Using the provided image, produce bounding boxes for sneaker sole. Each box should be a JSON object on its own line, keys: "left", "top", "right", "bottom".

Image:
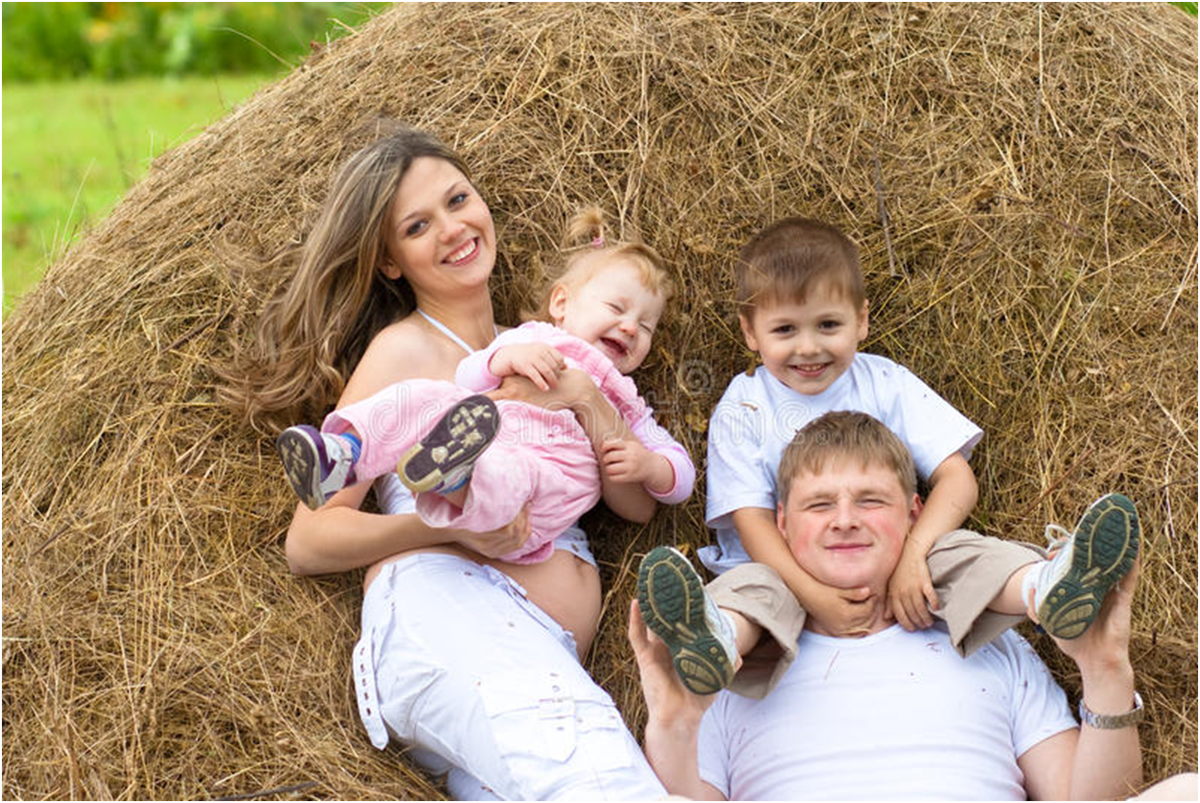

{"left": 637, "top": 547, "right": 734, "bottom": 696}
{"left": 276, "top": 427, "right": 325, "bottom": 510}
{"left": 1038, "top": 493, "right": 1140, "bottom": 639}
{"left": 397, "top": 395, "right": 499, "bottom": 493}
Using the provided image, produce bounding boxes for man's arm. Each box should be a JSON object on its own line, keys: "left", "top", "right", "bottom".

{"left": 629, "top": 600, "right": 727, "bottom": 801}
{"left": 732, "top": 507, "right": 877, "bottom": 635}
{"left": 1017, "top": 565, "right": 1143, "bottom": 800}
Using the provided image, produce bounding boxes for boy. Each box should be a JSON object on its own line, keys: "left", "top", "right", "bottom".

{"left": 638, "top": 218, "right": 1140, "bottom": 697}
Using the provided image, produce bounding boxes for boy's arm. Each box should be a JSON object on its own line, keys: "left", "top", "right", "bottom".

{"left": 732, "top": 507, "right": 876, "bottom": 635}
{"left": 887, "top": 452, "right": 978, "bottom": 630}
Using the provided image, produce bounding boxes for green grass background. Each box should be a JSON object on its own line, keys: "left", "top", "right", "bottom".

{"left": 3, "top": 74, "right": 269, "bottom": 313}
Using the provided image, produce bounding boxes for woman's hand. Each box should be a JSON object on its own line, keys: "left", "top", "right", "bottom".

{"left": 488, "top": 368, "right": 592, "bottom": 413}
{"left": 450, "top": 504, "right": 533, "bottom": 559}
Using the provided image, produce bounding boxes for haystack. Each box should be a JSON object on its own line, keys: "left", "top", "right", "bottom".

{"left": 3, "top": 3, "right": 1195, "bottom": 799}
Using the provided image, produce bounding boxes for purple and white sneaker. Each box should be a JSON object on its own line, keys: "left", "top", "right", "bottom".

{"left": 276, "top": 425, "right": 359, "bottom": 510}
{"left": 397, "top": 395, "right": 499, "bottom": 494}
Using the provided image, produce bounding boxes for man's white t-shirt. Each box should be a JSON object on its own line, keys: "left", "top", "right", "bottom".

{"left": 701, "top": 353, "right": 983, "bottom": 573}
{"left": 697, "top": 624, "right": 1077, "bottom": 801}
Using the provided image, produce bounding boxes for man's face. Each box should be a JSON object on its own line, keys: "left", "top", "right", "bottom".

{"left": 777, "top": 459, "right": 919, "bottom": 591}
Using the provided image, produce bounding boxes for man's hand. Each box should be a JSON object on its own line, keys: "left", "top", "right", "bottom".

{"left": 451, "top": 504, "right": 532, "bottom": 558}
{"left": 1041, "top": 560, "right": 1138, "bottom": 673}
{"left": 629, "top": 598, "right": 717, "bottom": 725}
{"left": 489, "top": 343, "right": 566, "bottom": 391}
{"left": 886, "top": 539, "right": 939, "bottom": 630}
{"left": 630, "top": 598, "right": 725, "bottom": 800}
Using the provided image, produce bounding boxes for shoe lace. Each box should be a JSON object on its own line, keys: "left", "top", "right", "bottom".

{"left": 1042, "top": 523, "right": 1073, "bottom": 556}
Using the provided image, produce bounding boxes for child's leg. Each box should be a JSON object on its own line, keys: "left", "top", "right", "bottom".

{"left": 928, "top": 493, "right": 1140, "bottom": 653}
{"left": 705, "top": 562, "right": 805, "bottom": 699}
{"left": 277, "top": 378, "right": 473, "bottom": 509}
{"left": 925, "top": 530, "right": 1042, "bottom": 657}
{"left": 636, "top": 546, "right": 740, "bottom": 696}
{"left": 637, "top": 548, "right": 802, "bottom": 699}
{"left": 415, "top": 402, "right": 602, "bottom": 564}
{"left": 394, "top": 393, "right": 499, "bottom": 494}
{"left": 324, "top": 378, "right": 472, "bottom": 480}
{"left": 1017, "top": 494, "right": 1140, "bottom": 639}
{"left": 276, "top": 424, "right": 364, "bottom": 509}
{"left": 986, "top": 563, "right": 1037, "bottom": 616}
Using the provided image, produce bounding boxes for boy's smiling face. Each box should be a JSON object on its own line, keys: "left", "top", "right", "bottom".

{"left": 739, "top": 284, "right": 868, "bottom": 396}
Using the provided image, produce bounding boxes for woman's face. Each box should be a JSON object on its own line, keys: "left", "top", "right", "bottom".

{"left": 381, "top": 157, "right": 496, "bottom": 299}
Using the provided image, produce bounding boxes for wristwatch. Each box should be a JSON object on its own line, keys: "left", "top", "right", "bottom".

{"left": 1079, "top": 692, "right": 1144, "bottom": 729}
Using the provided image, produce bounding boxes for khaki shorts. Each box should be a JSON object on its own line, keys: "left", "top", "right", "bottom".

{"left": 707, "top": 529, "right": 1045, "bottom": 698}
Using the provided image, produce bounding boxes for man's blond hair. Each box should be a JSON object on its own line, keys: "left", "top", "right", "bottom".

{"left": 777, "top": 411, "right": 917, "bottom": 506}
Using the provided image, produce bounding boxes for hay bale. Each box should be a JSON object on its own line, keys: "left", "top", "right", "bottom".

{"left": 3, "top": 3, "right": 1195, "bottom": 798}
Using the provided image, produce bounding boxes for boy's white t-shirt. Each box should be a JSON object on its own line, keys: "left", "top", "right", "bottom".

{"left": 697, "top": 624, "right": 1077, "bottom": 801}
{"left": 701, "top": 352, "right": 983, "bottom": 573}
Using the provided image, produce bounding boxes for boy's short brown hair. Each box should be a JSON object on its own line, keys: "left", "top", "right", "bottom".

{"left": 735, "top": 217, "right": 864, "bottom": 318}
{"left": 777, "top": 411, "right": 917, "bottom": 506}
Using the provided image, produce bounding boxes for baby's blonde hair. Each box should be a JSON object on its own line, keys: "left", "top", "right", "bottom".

{"left": 524, "top": 206, "right": 673, "bottom": 322}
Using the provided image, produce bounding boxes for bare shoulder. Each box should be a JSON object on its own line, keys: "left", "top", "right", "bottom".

{"left": 341, "top": 318, "right": 448, "bottom": 404}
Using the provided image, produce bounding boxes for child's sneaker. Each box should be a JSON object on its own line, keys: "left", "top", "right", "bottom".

{"left": 1022, "top": 493, "right": 1140, "bottom": 639}
{"left": 637, "top": 546, "right": 739, "bottom": 695}
{"left": 398, "top": 394, "right": 499, "bottom": 494}
{"left": 276, "top": 425, "right": 359, "bottom": 510}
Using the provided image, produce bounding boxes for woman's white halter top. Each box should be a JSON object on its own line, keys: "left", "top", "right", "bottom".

{"left": 416, "top": 308, "right": 498, "bottom": 354}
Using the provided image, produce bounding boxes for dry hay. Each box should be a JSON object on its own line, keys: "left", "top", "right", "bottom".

{"left": 3, "top": 2, "right": 1196, "bottom": 799}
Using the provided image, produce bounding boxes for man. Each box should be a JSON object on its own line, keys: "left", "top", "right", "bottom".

{"left": 630, "top": 411, "right": 1144, "bottom": 800}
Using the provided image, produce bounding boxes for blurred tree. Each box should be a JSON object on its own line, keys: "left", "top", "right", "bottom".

{"left": 2, "top": 2, "right": 389, "bottom": 81}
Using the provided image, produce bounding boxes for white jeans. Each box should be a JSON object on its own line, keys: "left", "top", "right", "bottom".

{"left": 354, "top": 553, "right": 666, "bottom": 800}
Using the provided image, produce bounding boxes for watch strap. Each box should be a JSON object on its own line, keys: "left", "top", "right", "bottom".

{"left": 1079, "top": 691, "right": 1144, "bottom": 729}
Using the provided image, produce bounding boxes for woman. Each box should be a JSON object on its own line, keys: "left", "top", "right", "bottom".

{"left": 226, "top": 122, "right": 668, "bottom": 799}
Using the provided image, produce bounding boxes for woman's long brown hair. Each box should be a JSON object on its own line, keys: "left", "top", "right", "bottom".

{"left": 221, "top": 123, "right": 470, "bottom": 432}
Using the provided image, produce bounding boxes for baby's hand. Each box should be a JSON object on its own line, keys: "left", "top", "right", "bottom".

{"left": 600, "top": 438, "right": 655, "bottom": 484}
{"left": 600, "top": 438, "right": 675, "bottom": 495}
{"left": 886, "top": 540, "right": 939, "bottom": 631}
{"left": 489, "top": 343, "right": 566, "bottom": 391}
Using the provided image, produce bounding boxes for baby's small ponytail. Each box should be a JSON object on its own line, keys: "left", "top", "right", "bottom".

{"left": 523, "top": 205, "right": 672, "bottom": 324}
{"left": 564, "top": 205, "right": 609, "bottom": 250}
